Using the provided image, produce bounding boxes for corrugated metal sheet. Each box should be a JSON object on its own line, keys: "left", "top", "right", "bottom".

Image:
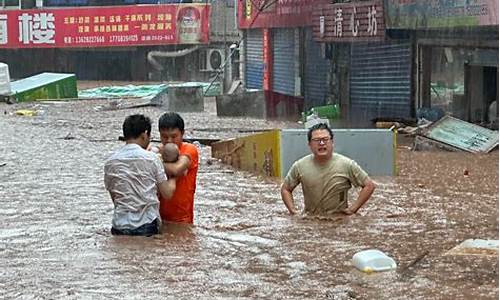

{"left": 423, "top": 115, "right": 499, "bottom": 153}
{"left": 272, "top": 28, "right": 295, "bottom": 96}
{"left": 245, "top": 29, "right": 264, "bottom": 90}
{"left": 304, "top": 28, "right": 329, "bottom": 109}
{"left": 350, "top": 41, "right": 412, "bottom": 121}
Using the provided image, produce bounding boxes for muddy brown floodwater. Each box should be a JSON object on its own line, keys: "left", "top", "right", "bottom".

{"left": 0, "top": 87, "right": 498, "bottom": 299}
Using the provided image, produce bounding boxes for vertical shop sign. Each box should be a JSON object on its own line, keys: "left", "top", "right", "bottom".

{"left": 262, "top": 28, "right": 271, "bottom": 91}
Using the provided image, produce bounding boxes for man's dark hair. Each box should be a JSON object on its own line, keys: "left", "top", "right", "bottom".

{"left": 123, "top": 114, "right": 152, "bottom": 140}
{"left": 307, "top": 123, "right": 334, "bottom": 142}
{"left": 158, "top": 112, "right": 185, "bottom": 132}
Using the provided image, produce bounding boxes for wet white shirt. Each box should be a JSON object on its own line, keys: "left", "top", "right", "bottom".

{"left": 104, "top": 143, "right": 167, "bottom": 230}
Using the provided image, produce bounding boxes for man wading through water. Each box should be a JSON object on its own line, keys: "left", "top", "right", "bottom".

{"left": 281, "top": 123, "right": 376, "bottom": 217}
{"left": 157, "top": 112, "right": 199, "bottom": 224}
{"left": 104, "top": 114, "right": 176, "bottom": 236}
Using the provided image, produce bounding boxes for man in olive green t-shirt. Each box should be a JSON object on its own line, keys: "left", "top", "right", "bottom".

{"left": 281, "top": 123, "right": 376, "bottom": 216}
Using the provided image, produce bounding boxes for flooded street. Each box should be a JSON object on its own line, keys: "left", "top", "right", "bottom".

{"left": 0, "top": 95, "right": 498, "bottom": 299}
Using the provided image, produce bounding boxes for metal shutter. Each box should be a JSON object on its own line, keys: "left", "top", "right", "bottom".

{"left": 350, "top": 41, "right": 412, "bottom": 121}
{"left": 245, "top": 29, "right": 263, "bottom": 90}
{"left": 304, "top": 28, "right": 329, "bottom": 109}
{"left": 272, "top": 28, "right": 295, "bottom": 96}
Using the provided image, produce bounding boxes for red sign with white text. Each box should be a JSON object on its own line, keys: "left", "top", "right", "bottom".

{"left": 238, "top": 0, "right": 331, "bottom": 28}
{"left": 0, "top": 4, "right": 210, "bottom": 48}
{"left": 262, "top": 28, "right": 271, "bottom": 91}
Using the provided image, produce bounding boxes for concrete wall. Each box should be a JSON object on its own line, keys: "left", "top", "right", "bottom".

{"left": 280, "top": 129, "right": 397, "bottom": 177}
{"left": 216, "top": 90, "right": 266, "bottom": 118}
{"left": 167, "top": 85, "right": 204, "bottom": 112}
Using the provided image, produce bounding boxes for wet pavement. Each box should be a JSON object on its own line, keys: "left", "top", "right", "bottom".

{"left": 0, "top": 92, "right": 498, "bottom": 299}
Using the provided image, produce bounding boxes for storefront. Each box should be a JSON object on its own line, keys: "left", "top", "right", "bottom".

{"left": 385, "top": 0, "right": 499, "bottom": 126}
{"left": 313, "top": 0, "right": 413, "bottom": 126}
{"left": 238, "top": 0, "right": 330, "bottom": 119}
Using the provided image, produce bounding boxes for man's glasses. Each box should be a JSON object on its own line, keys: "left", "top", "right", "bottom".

{"left": 310, "top": 137, "right": 331, "bottom": 144}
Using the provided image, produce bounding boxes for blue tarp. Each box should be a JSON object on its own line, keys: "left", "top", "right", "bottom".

{"left": 78, "top": 82, "right": 221, "bottom": 99}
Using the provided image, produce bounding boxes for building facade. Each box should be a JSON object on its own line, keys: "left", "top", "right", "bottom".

{"left": 239, "top": 0, "right": 499, "bottom": 126}
{"left": 384, "top": 0, "right": 499, "bottom": 126}
{"left": 238, "top": 0, "right": 331, "bottom": 119}
{"left": 0, "top": 0, "right": 240, "bottom": 86}
{"left": 313, "top": 0, "right": 413, "bottom": 127}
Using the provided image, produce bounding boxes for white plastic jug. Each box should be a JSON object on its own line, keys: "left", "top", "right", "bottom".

{"left": 352, "top": 249, "right": 397, "bottom": 273}
{"left": 0, "top": 62, "right": 11, "bottom": 95}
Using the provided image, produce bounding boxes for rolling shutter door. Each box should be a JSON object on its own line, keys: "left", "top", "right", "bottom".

{"left": 350, "top": 41, "right": 412, "bottom": 121}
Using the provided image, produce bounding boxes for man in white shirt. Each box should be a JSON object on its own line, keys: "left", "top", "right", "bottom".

{"left": 104, "top": 114, "right": 176, "bottom": 236}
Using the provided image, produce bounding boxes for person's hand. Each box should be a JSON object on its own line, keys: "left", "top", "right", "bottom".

{"left": 147, "top": 143, "right": 160, "bottom": 153}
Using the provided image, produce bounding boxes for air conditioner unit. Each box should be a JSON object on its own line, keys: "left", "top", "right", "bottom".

{"left": 204, "top": 49, "right": 225, "bottom": 71}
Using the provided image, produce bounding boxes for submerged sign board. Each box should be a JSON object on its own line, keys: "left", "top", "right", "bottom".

{"left": 0, "top": 4, "right": 210, "bottom": 48}
{"left": 384, "top": 0, "right": 499, "bottom": 29}
{"left": 423, "top": 116, "right": 499, "bottom": 153}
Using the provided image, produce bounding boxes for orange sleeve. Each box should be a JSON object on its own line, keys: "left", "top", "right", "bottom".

{"left": 181, "top": 143, "right": 199, "bottom": 171}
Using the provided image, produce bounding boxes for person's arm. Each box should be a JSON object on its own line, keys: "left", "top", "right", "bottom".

{"left": 152, "top": 152, "right": 176, "bottom": 200}
{"left": 103, "top": 169, "right": 115, "bottom": 204}
{"left": 281, "top": 183, "right": 298, "bottom": 215}
{"left": 163, "top": 155, "right": 191, "bottom": 177}
{"left": 158, "top": 177, "right": 176, "bottom": 200}
{"left": 281, "top": 162, "right": 300, "bottom": 215}
{"left": 344, "top": 178, "right": 376, "bottom": 214}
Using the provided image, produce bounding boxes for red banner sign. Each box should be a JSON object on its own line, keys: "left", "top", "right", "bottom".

{"left": 313, "top": 0, "right": 385, "bottom": 42}
{"left": 262, "top": 28, "right": 271, "bottom": 91}
{"left": 0, "top": 4, "right": 210, "bottom": 48}
{"left": 238, "top": 0, "right": 330, "bottom": 29}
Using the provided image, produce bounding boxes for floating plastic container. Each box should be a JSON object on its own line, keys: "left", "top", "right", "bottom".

{"left": 352, "top": 249, "right": 397, "bottom": 273}
{"left": 0, "top": 62, "right": 11, "bottom": 96}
